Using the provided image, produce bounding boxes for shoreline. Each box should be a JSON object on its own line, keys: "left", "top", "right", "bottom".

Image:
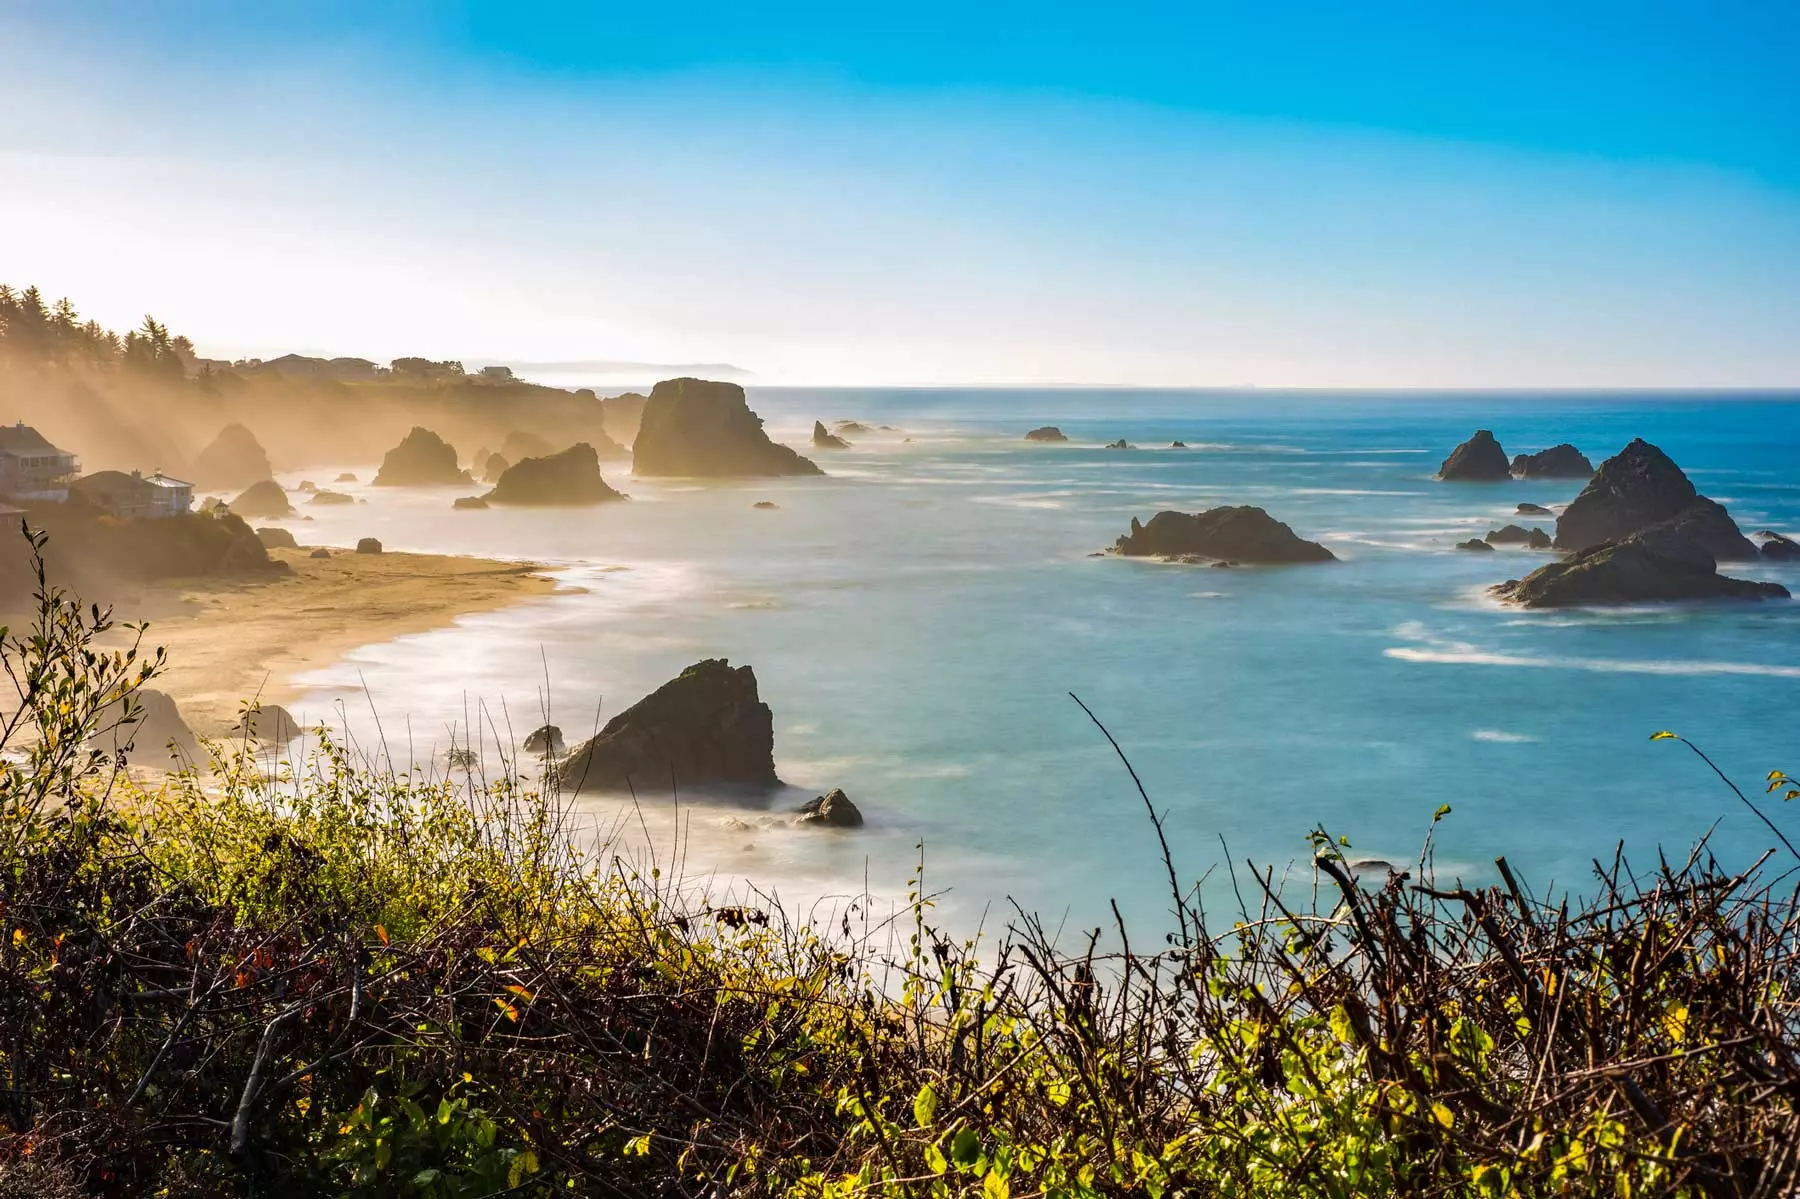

{"left": 104, "top": 547, "right": 562, "bottom": 737}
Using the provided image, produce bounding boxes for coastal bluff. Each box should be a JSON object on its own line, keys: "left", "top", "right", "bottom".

{"left": 632, "top": 378, "right": 823, "bottom": 477}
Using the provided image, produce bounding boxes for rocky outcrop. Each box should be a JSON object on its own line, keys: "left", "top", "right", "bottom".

{"left": 1114, "top": 507, "right": 1335, "bottom": 564}
{"left": 1511, "top": 444, "right": 1594, "bottom": 479}
{"left": 1457, "top": 538, "right": 1496, "bottom": 552}
{"left": 524, "top": 724, "right": 566, "bottom": 757}
{"left": 255, "top": 526, "right": 298, "bottom": 549}
{"left": 599, "top": 392, "right": 648, "bottom": 448}
{"left": 374, "top": 427, "right": 473, "bottom": 486}
{"left": 1757, "top": 532, "right": 1800, "bottom": 560}
{"left": 798, "top": 788, "right": 863, "bottom": 828}
{"left": 482, "top": 453, "right": 509, "bottom": 483}
{"left": 1494, "top": 524, "right": 1789, "bottom": 608}
{"left": 1104, "top": 439, "right": 1133, "bottom": 450}
{"left": 1024, "top": 426, "right": 1069, "bottom": 442}
{"left": 309, "top": 548, "right": 330, "bottom": 558}
{"left": 1485, "top": 525, "right": 1534, "bottom": 545}
{"left": 752, "top": 501, "right": 779, "bottom": 510}
{"left": 238, "top": 704, "right": 301, "bottom": 748}
{"left": 833, "top": 421, "right": 873, "bottom": 436}
{"left": 1170, "top": 441, "right": 1188, "bottom": 448}
{"left": 231, "top": 480, "right": 293, "bottom": 519}
{"left": 296, "top": 481, "right": 317, "bottom": 493}
{"left": 356, "top": 538, "right": 382, "bottom": 555}
{"left": 1526, "top": 528, "right": 1554, "bottom": 550}
{"left": 633, "top": 379, "right": 823, "bottom": 477}
{"left": 97, "top": 689, "right": 198, "bottom": 765}
{"left": 1554, "top": 440, "right": 1757, "bottom": 560}
{"left": 192, "top": 424, "right": 272, "bottom": 490}
{"left": 452, "top": 496, "right": 488, "bottom": 510}
{"left": 558, "top": 659, "right": 780, "bottom": 795}
{"left": 500, "top": 431, "right": 557, "bottom": 462}
{"left": 311, "top": 491, "right": 354, "bottom": 505}
{"left": 1437, "top": 431, "right": 1510, "bottom": 481}
{"left": 334, "top": 472, "right": 357, "bottom": 483}
{"left": 813, "top": 421, "right": 851, "bottom": 450}
{"left": 484, "top": 444, "right": 625, "bottom": 506}
{"left": 1516, "top": 503, "right": 1553, "bottom": 516}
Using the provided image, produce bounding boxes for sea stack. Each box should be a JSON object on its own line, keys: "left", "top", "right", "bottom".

{"left": 1113, "top": 507, "right": 1335, "bottom": 564}
{"left": 191, "top": 424, "right": 273, "bottom": 490}
{"left": 813, "top": 421, "right": 851, "bottom": 450}
{"left": 1554, "top": 438, "right": 1757, "bottom": 560}
{"left": 1025, "top": 426, "right": 1069, "bottom": 442}
{"left": 1495, "top": 526, "right": 1788, "bottom": 608}
{"left": 632, "top": 378, "right": 823, "bottom": 477}
{"left": 1437, "top": 431, "right": 1511, "bottom": 481}
{"left": 1511, "top": 444, "right": 1594, "bottom": 479}
{"left": 558, "top": 659, "right": 780, "bottom": 795}
{"left": 230, "top": 479, "right": 293, "bottom": 519}
{"left": 484, "top": 443, "right": 625, "bottom": 506}
{"left": 373, "top": 427, "right": 473, "bottom": 486}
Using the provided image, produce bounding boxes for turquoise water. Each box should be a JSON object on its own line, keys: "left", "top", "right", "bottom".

{"left": 270, "top": 389, "right": 1800, "bottom": 933}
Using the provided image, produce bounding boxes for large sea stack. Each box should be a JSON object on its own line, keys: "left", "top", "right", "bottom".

{"left": 632, "top": 378, "right": 823, "bottom": 477}
{"left": 1437, "top": 431, "right": 1511, "bottom": 481}
{"left": 599, "top": 392, "right": 649, "bottom": 448}
{"left": 813, "top": 421, "right": 851, "bottom": 450}
{"left": 1511, "top": 444, "right": 1594, "bottom": 479}
{"left": 1024, "top": 426, "right": 1069, "bottom": 443}
{"left": 374, "top": 427, "right": 472, "bottom": 486}
{"left": 484, "top": 443, "right": 625, "bottom": 506}
{"left": 1495, "top": 524, "right": 1788, "bottom": 608}
{"left": 558, "top": 659, "right": 780, "bottom": 795}
{"left": 230, "top": 479, "right": 293, "bottom": 519}
{"left": 1554, "top": 439, "right": 1757, "bottom": 560}
{"left": 191, "top": 424, "right": 272, "bottom": 490}
{"left": 1114, "top": 507, "right": 1335, "bottom": 564}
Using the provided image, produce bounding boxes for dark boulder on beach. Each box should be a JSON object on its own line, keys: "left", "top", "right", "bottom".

{"left": 355, "top": 538, "right": 382, "bottom": 555}
{"left": 1485, "top": 524, "right": 1534, "bottom": 545}
{"left": 1114, "top": 507, "right": 1335, "bottom": 564}
{"left": 374, "top": 427, "right": 472, "bottom": 487}
{"left": 231, "top": 479, "right": 293, "bottom": 519}
{"left": 558, "top": 659, "right": 780, "bottom": 795}
{"left": 812, "top": 421, "right": 851, "bottom": 450}
{"left": 1758, "top": 532, "right": 1800, "bottom": 560}
{"left": 309, "top": 548, "right": 331, "bottom": 558}
{"left": 633, "top": 378, "right": 823, "bottom": 477}
{"left": 255, "top": 526, "right": 298, "bottom": 549}
{"left": 1437, "top": 430, "right": 1510, "bottom": 481}
{"left": 524, "top": 724, "right": 566, "bottom": 757}
{"left": 1024, "top": 426, "right": 1069, "bottom": 442}
{"left": 1494, "top": 524, "right": 1789, "bottom": 608}
{"left": 1457, "top": 538, "right": 1496, "bottom": 552}
{"left": 798, "top": 788, "right": 864, "bottom": 828}
{"left": 1554, "top": 439, "right": 1757, "bottom": 560}
{"left": 192, "top": 423, "right": 273, "bottom": 490}
{"left": 1516, "top": 503, "right": 1553, "bottom": 516}
{"left": 485, "top": 443, "right": 625, "bottom": 506}
{"left": 1511, "top": 444, "right": 1594, "bottom": 479}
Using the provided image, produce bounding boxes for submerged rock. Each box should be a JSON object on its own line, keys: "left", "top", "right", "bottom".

{"left": 798, "top": 788, "right": 864, "bottom": 828}
{"left": 1024, "top": 426, "right": 1069, "bottom": 442}
{"left": 452, "top": 496, "right": 488, "bottom": 510}
{"left": 633, "top": 378, "right": 823, "bottom": 478}
{"left": 231, "top": 480, "right": 293, "bottom": 519}
{"left": 1114, "top": 507, "right": 1335, "bottom": 564}
{"left": 1170, "top": 440, "right": 1188, "bottom": 448}
{"left": 1555, "top": 439, "right": 1757, "bottom": 560}
{"left": 355, "top": 537, "right": 382, "bottom": 555}
{"left": 1437, "top": 430, "right": 1511, "bottom": 481}
{"left": 524, "top": 724, "right": 566, "bottom": 757}
{"left": 374, "top": 427, "right": 472, "bottom": 486}
{"left": 1511, "top": 444, "right": 1594, "bottom": 479}
{"left": 1758, "top": 531, "right": 1800, "bottom": 560}
{"left": 813, "top": 420, "right": 852, "bottom": 450}
{"left": 192, "top": 423, "right": 273, "bottom": 490}
{"left": 1494, "top": 524, "right": 1789, "bottom": 608}
{"left": 1457, "top": 538, "right": 1496, "bottom": 552}
{"left": 237, "top": 704, "right": 301, "bottom": 748}
{"left": 558, "top": 659, "right": 780, "bottom": 795}
{"left": 1516, "top": 502, "right": 1554, "bottom": 516}
{"left": 255, "top": 526, "right": 298, "bottom": 549}
{"left": 484, "top": 443, "right": 625, "bottom": 506}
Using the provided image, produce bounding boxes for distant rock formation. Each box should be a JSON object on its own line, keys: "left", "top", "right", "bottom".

{"left": 558, "top": 659, "right": 780, "bottom": 795}
{"left": 524, "top": 724, "right": 566, "bottom": 757}
{"left": 500, "top": 431, "right": 557, "bottom": 462}
{"left": 599, "top": 392, "right": 648, "bottom": 448}
{"left": 1555, "top": 439, "right": 1757, "bottom": 560}
{"left": 237, "top": 704, "right": 301, "bottom": 748}
{"left": 452, "top": 496, "right": 488, "bottom": 510}
{"left": 231, "top": 480, "right": 293, "bottom": 519}
{"left": 1495, "top": 524, "right": 1789, "bottom": 608}
{"left": 484, "top": 443, "right": 625, "bottom": 506}
{"left": 334, "top": 472, "right": 357, "bottom": 483}
{"left": 1457, "top": 538, "right": 1496, "bottom": 552}
{"left": 1104, "top": 439, "right": 1133, "bottom": 450}
{"left": 356, "top": 538, "right": 382, "bottom": 555}
{"left": 1526, "top": 528, "right": 1554, "bottom": 550}
{"left": 190, "top": 424, "right": 273, "bottom": 491}
{"left": 813, "top": 421, "right": 852, "bottom": 450}
{"left": 1437, "top": 431, "right": 1510, "bottom": 481}
{"left": 1170, "top": 441, "right": 1188, "bottom": 448}
{"left": 632, "top": 378, "right": 823, "bottom": 477}
{"left": 482, "top": 452, "right": 510, "bottom": 483}
{"left": 753, "top": 501, "right": 779, "bottom": 510}
{"left": 373, "top": 427, "right": 473, "bottom": 486}
{"left": 296, "top": 481, "right": 317, "bottom": 493}
{"left": 833, "top": 421, "right": 874, "bottom": 436}
{"left": 1024, "top": 426, "right": 1069, "bottom": 442}
{"left": 1511, "top": 444, "right": 1594, "bottom": 479}
{"left": 310, "top": 491, "right": 354, "bottom": 505}
{"left": 1485, "top": 525, "right": 1535, "bottom": 545}
{"left": 1757, "top": 531, "right": 1800, "bottom": 560}
{"left": 1516, "top": 503, "right": 1553, "bottom": 516}
{"left": 798, "top": 788, "right": 864, "bottom": 828}
{"left": 97, "top": 689, "right": 198, "bottom": 765}
{"left": 1114, "top": 507, "right": 1335, "bottom": 564}
{"left": 255, "top": 526, "right": 298, "bottom": 549}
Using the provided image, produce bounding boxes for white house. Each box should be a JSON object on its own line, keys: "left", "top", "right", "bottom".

{"left": 69, "top": 469, "right": 195, "bottom": 519}
{"left": 0, "top": 423, "right": 79, "bottom": 504}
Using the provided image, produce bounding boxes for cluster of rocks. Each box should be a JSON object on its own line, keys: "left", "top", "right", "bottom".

{"left": 373, "top": 427, "right": 472, "bottom": 486}
{"left": 633, "top": 379, "right": 823, "bottom": 477}
{"left": 1113, "top": 507, "right": 1335, "bottom": 565}
{"left": 482, "top": 443, "right": 624, "bottom": 506}
{"left": 1437, "top": 431, "right": 1594, "bottom": 482}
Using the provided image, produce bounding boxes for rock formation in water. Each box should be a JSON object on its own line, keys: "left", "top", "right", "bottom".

{"left": 483, "top": 443, "right": 625, "bottom": 506}
{"left": 599, "top": 392, "right": 648, "bottom": 448}
{"left": 1511, "top": 444, "right": 1594, "bottom": 479}
{"left": 231, "top": 480, "right": 293, "bottom": 519}
{"left": 1171, "top": 441, "right": 1188, "bottom": 448}
{"left": 452, "top": 496, "right": 488, "bottom": 510}
{"left": 1457, "top": 538, "right": 1496, "bottom": 552}
{"left": 1526, "top": 528, "right": 1554, "bottom": 550}
{"left": 1757, "top": 531, "right": 1800, "bottom": 560}
{"left": 98, "top": 689, "right": 199, "bottom": 765}
{"left": 813, "top": 421, "right": 852, "bottom": 450}
{"left": 1024, "top": 426, "right": 1069, "bottom": 442}
{"left": 482, "top": 452, "right": 510, "bottom": 483}
{"left": 524, "top": 724, "right": 566, "bottom": 757}
{"left": 753, "top": 501, "right": 779, "bottom": 510}
{"left": 296, "top": 481, "right": 317, "bottom": 493}
{"left": 798, "top": 788, "right": 864, "bottom": 828}
{"left": 632, "top": 378, "right": 823, "bottom": 477}
{"left": 334, "top": 472, "right": 357, "bottom": 483}
{"left": 1516, "top": 502, "right": 1553, "bottom": 516}
{"left": 311, "top": 491, "right": 354, "bottom": 505}
{"left": 255, "top": 526, "right": 298, "bottom": 549}
{"left": 373, "top": 427, "right": 473, "bottom": 487}
{"left": 1554, "top": 439, "right": 1757, "bottom": 560}
{"left": 1437, "top": 430, "right": 1511, "bottom": 481}
{"left": 1104, "top": 439, "right": 1133, "bottom": 450}
{"left": 1495, "top": 524, "right": 1789, "bottom": 608}
{"left": 1485, "top": 524, "right": 1533, "bottom": 545}
{"left": 833, "top": 421, "right": 874, "bottom": 436}
{"left": 238, "top": 704, "right": 301, "bottom": 748}
{"left": 500, "top": 431, "right": 557, "bottom": 462}
{"left": 191, "top": 424, "right": 273, "bottom": 490}
{"left": 356, "top": 538, "right": 382, "bottom": 555}
{"left": 558, "top": 659, "right": 780, "bottom": 795}
{"left": 1114, "top": 507, "right": 1335, "bottom": 564}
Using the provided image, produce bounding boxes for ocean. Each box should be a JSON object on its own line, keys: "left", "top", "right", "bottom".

{"left": 268, "top": 389, "right": 1800, "bottom": 936}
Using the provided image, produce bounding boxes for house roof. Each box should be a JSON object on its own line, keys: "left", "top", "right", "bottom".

{"left": 71, "top": 470, "right": 194, "bottom": 498}
{"left": 0, "top": 423, "right": 60, "bottom": 454}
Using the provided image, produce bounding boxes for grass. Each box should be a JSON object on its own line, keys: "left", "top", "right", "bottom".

{"left": 2, "top": 525, "right": 1798, "bottom": 1197}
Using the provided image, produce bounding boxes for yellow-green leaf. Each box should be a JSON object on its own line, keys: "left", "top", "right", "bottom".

{"left": 1651, "top": 731, "right": 1679, "bottom": 741}
{"left": 1431, "top": 1101, "right": 1455, "bottom": 1129}
{"left": 983, "top": 1170, "right": 1011, "bottom": 1199}
{"left": 913, "top": 1083, "right": 938, "bottom": 1128}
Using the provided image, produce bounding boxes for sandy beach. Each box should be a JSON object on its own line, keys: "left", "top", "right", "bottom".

{"left": 102, "top": 548, "right": 559, "bottom": 736}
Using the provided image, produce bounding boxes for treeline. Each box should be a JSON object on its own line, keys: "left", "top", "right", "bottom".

{"left": 0, "top": 285, "right": 190, "bottom": 377}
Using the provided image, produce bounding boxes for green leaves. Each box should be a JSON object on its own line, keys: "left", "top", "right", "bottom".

{"left": 913, "top": 1082, "right": 939, "bottom": 1128}
{"left": 951, "top": 1128, "right": 982, "bottom": 1168}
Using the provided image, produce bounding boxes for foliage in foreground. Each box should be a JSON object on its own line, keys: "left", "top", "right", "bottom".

{"left": 2, "top": 536, "right": 1799, "bottom": 1197}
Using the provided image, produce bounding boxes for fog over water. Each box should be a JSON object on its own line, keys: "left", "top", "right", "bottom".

{"left": 263, "top": 389, "right": 1800, "bottom": 934}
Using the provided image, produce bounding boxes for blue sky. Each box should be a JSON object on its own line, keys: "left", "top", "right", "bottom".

{"left": 3, "top": 2, "right": 1796, "bottom": 385}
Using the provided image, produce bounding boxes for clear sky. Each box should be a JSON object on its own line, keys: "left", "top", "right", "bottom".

{"left": 3, "top": 2, "right": 1796, "bottom": 387}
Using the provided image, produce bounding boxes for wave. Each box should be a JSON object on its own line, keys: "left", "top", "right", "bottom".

{"left": 1386, "top": 643, "right": 1800, "bottom": 680}
{"left": 1472, "top": 729, "right": 1537, "bottom": 743}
